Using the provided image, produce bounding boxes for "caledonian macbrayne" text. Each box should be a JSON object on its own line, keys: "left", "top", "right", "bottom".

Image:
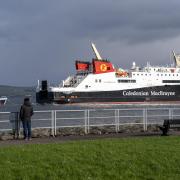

{"left": 123, "top": 91, "right": 175, "bottom": 96}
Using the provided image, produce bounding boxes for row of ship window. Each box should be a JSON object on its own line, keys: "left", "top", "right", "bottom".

{"left": 133, "top": 73, "right": 179, "bottom": 76}
{"left": 95, "top": 79, "right": 180, "bottom": 84}
{"left": 145, "top": 68, "right": 169, "bottom": 71}
{"left": 117, "top": 80, "right": 180, "bottom": 83}
{"left": 95, "top": 79, "right": 102, "bottom": 83}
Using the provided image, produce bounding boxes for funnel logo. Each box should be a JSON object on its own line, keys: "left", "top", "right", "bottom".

{"left": 100, "top": 64, "right": 107, "bottom": 71}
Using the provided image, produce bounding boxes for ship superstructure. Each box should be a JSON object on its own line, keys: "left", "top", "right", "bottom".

{"left": 36, "top": 44, "right": 180, "bottom": 103}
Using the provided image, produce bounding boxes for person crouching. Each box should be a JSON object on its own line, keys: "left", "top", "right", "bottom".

{"left": 19, "top": 97, "right": 34, "bottom": 140}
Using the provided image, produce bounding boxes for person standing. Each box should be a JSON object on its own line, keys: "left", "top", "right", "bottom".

{"left": 19, "top": 97, "right": 34, "bottom": 140}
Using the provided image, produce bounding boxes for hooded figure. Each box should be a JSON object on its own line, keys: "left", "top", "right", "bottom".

{"left": 20, "top": 97, "right": 33, "bottom": 140}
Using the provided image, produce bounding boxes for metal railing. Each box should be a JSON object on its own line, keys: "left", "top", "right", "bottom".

{"left": 0, "top": 108, "right": 180, "bottom": 137}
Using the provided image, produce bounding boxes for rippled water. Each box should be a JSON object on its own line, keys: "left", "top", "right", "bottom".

{"left": 1, "top": 95, "right": 180, "bottom": 112}
{"left": 1, "top": 95, "right": 180, "bottom": 130}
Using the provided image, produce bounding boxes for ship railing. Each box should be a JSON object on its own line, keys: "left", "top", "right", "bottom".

{"left": 62, "top": 76, "right": 74, "bottom": 87}
{"left": 61, "top": 74, "right": 87, "bottom": 88}
{"left": 0, "top": 108, "right": 179, "bottom": 138}
{"left": 76, "top": 70, "right": 91, "bottom": 76}
{"left": 73, "top": 74, "right": 88, "bottom": 87}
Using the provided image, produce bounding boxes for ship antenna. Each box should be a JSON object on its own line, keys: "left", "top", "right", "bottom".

{"left": 172, "top": 50, "right": 180, "bottom": 67}
{"left": 172, "top": 50, "right": 176, "bottom": 63}
{"left": 91, "top": 43, "right": 102, "bottom": 60}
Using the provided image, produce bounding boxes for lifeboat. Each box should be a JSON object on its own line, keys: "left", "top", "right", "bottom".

{"left": 170, "top": 69, "right": 175, "bottom": 73}
{"left": 116, "top": 69, "right": 128, "bottom": 77}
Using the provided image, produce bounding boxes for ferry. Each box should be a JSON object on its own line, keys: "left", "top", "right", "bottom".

{"left": 36, "top": 43, "right": 180, "bottom": 104}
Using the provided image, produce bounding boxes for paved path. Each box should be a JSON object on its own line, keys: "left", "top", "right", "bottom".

{"left": 0, "top": 131, "right": 169, "bottom": 147}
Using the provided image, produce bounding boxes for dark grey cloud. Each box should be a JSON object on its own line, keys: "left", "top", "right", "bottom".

{"left": 0, "top": 0, "right": 180, "bottom": 86}
{"left": 65, "top": 0, "right": 180, "bottom": 43}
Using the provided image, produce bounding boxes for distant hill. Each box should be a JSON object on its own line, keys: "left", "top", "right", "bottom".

{"left": 0, "top": 85, "right": 35, "bottom": 97}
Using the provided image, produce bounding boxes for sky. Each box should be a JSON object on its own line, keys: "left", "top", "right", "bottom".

{"left": 1, "top": 0, "right": 180, "bottom": 86}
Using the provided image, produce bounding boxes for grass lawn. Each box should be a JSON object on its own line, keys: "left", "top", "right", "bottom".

{"left": 0, "top": 136, "right": 180, "bottom": 180}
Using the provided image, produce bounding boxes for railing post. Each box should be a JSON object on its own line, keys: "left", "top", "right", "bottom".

{"left": 143, "top": 108, "right": 147, "bottom": 132}
{"left": 169, "top": 109, "right": 171, "bottom": 120}
{"left": 84, "top": 110, "right": 87, "bottom": 134}
{"left": 54, "top": 110, "right": 57, "bottom": 136}
{"left": 169, "top": 108, "right": 173, "bottom": 120}
{"left": 145, "top": 108, "right": 148, "bottom": 131}
{"left": 11, "top": 112, "right": 20, "bottom": 139}
{"left": 15, "top": 112, "right": 20, "bottom": 139}
{"left": 87, "top": 110, "right": 90, "bottom": 134}
{"left": 51, "top": 110, "right": 54, "bottom": 137}
{"left": 117, "top": 109, "right": 119, "bottom": 132}
{"left": 115, "top": 109, "right": 119, "bottom": 133}
{"left": 115, "top": 110, "right": 117, "bottom": 132}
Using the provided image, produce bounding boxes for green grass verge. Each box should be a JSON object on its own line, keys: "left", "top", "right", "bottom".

{"left": 0, "top": 136, "right": 180, "bottom": 180}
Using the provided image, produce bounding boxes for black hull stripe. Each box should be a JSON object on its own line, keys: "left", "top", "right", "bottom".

{"left": 36, "top": 85, "right": 180, "bottom": 104}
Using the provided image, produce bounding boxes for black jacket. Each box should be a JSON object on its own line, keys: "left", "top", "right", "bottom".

{"left": 19, "top": 101, "right": 33, "bottom": 121}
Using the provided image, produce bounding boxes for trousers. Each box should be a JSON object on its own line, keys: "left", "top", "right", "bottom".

{"left": 22, "top": 120, "right": 31, "bottom": 139}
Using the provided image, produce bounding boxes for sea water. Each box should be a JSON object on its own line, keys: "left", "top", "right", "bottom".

{"left": 1, "top": 95, "right": 180, "bottom": 130}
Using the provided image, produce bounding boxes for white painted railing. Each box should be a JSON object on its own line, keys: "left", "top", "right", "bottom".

{"left": 0, "top": 108, "right": 180, "bottom": 136}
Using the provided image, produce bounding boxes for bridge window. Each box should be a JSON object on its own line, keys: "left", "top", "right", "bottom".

{"left": 118, "top": 79, "right": 136, "bottom": 83}
{"left": 163, "top": 80, "right": 180, "bottom": 83}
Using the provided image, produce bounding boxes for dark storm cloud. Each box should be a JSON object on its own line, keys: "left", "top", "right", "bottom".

{"left": 65, "top": 0, "right": 180, "bottom": 43}
{"left": 1, "top": 0, "right": 180, "bottom": 44}
{"left": 0, "top": 0, "right": 180, "bottom": 85}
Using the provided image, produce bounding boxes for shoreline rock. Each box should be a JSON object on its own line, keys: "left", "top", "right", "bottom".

{"left": 0, "top": 124, "right": 161, "bottom": 141}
